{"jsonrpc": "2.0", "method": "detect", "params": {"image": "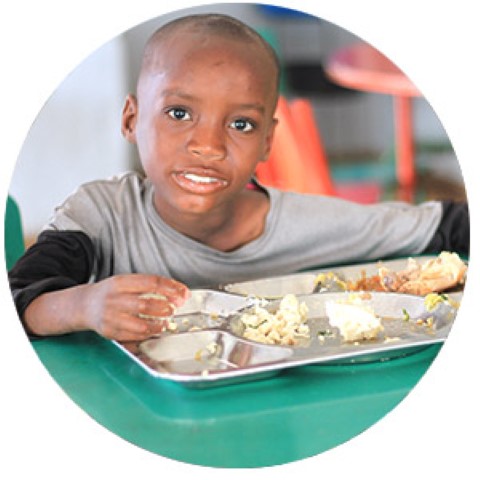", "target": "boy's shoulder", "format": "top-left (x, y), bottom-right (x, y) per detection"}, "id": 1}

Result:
top-left (47, 172), bottom-right (151, 232)
top-left (78, 171), bottom-right (145, 190)
top-left (56, 171), bottom-right (151, 218)
top-left (72, 171), bottom-right (149, 200)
